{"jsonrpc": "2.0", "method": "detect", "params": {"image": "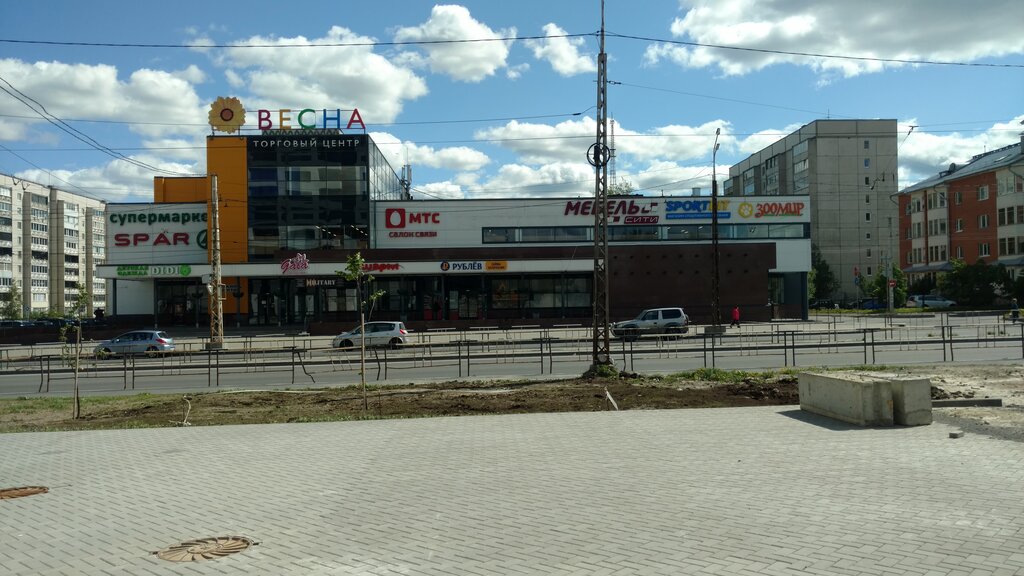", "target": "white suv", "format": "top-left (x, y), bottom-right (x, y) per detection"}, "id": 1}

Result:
top-left (612, 307), bottom-right (689, 340)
